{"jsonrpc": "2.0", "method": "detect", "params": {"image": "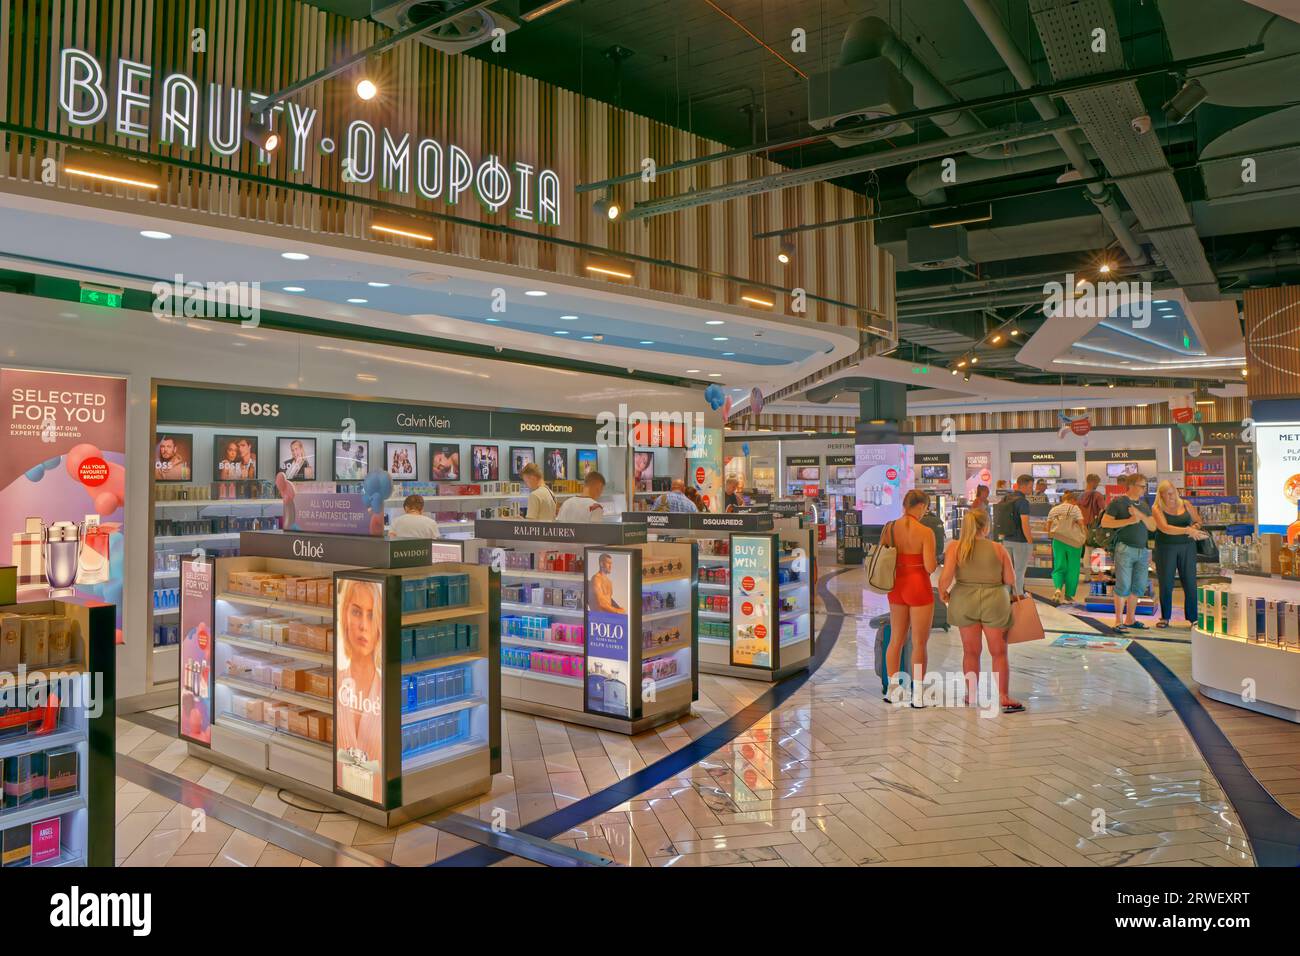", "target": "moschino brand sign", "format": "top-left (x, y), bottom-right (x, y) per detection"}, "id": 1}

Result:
top-left (57, 48), bottom-right (562, 224)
